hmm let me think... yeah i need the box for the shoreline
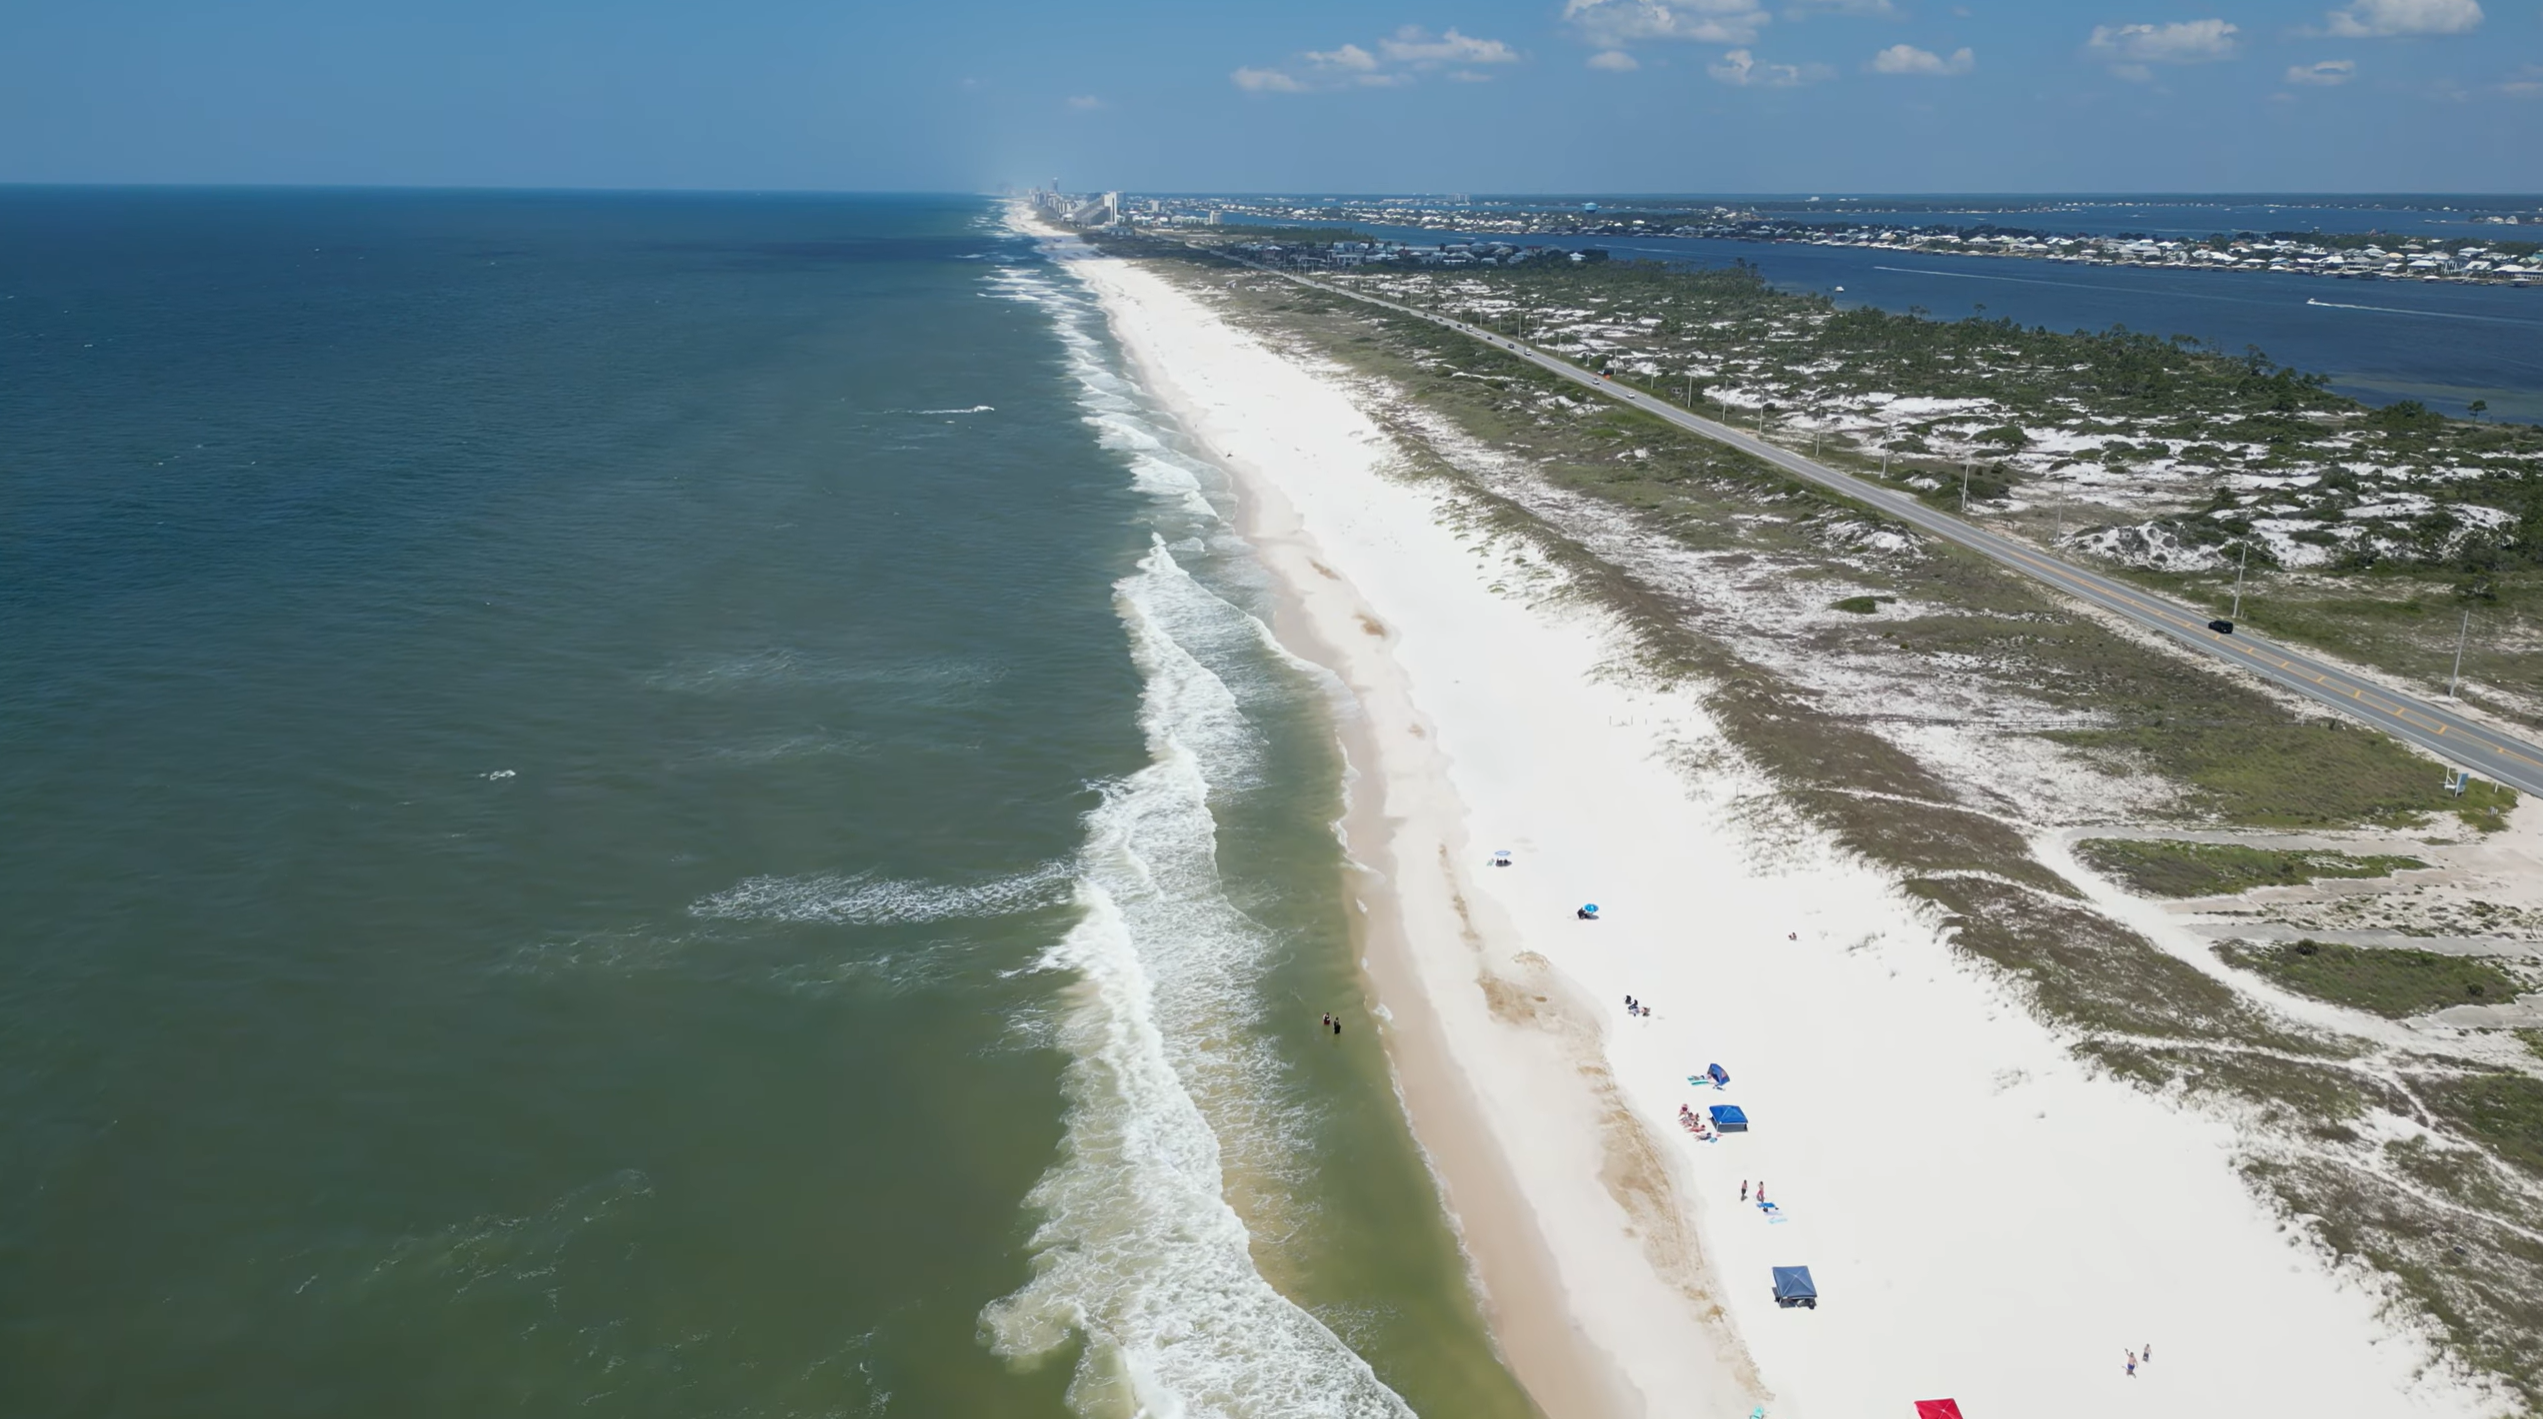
[1099,269,1760,1419]
[1032,218,2502,1419]
[1232,418,1655,1419]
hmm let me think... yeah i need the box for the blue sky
[1,0,2535,192]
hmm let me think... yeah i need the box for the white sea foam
[977,223,1414,1418]
[981,544,1409,1419]
[689,864,1075,927]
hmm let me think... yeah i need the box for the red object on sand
[1913,1401,1964,1419]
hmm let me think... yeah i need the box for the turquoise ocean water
[0,191,1530,1418]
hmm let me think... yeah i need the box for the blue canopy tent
[1708,1104,1748,1132]
[1771,1265,1817,1309]
[1706,1062,1729,1088]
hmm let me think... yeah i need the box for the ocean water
[0,190,1530,1418]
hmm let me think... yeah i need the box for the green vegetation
[1829,595,1889,614]
[2074,838,2425,897]
[2418,1072,2543,1182]
[1256,241,2543,716]
[2453,777,2521,833]
[2055,722,2517,829]
[2256,1150,2543,1410]
[2219,939,2527,1017]
[1914,877,2316,1048]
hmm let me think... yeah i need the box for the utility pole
[1881,448,1891,476]
[1960,461,1971,513]
[2449,609,2471,699]
[2230,543,2248,621]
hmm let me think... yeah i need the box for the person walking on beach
[1321,1013,1332,1031]
[1755,1181,1766,1204]
[2125,1351,2137,1378]
[1740,1180,1749,1201]
[2142,1342,2152,1363]
[1332,1016,1342,1037]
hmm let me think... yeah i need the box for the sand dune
[1036,220,2497,1419]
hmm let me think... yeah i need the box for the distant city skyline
[2,0,2536,193]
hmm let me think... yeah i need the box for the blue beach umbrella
[1582,903,1599,913]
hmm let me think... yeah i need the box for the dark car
[2208,619,2235,634]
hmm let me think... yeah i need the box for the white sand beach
[1035,222,2502,1419]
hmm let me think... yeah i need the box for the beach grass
[2251,1151,2543,1407]
[2052,722,2514,830]
[2218,939,2527,1018]
[2073,838,2426,897]
[2417,1072,2543,1181]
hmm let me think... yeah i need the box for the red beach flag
[1913,1401,1964,1419]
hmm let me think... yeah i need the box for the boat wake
[2305,297,2543,327]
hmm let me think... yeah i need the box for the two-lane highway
[1233,256,2543,797]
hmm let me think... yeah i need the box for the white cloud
[1709,47,1833,84]
[1789,0,1899,13]
[1303,43,1378,71]
[2505,63,2543,95]
[1588,48,1643,69]
[2323,0,2482,36]
[1567,0,1771,48]
[1231,66,1307,93]
[2285,58,2357,84]
[2087,19,2238,77]
[1239,26,1520,92]
[1871,42,1975,74]
[1064,94,1105,110]
[1380,26,1521,66]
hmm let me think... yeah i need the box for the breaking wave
[973,224,1414,1418]
[689,864,1075,927]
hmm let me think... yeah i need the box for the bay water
[0,190,1531,1418]
[1326,215,2543,420]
